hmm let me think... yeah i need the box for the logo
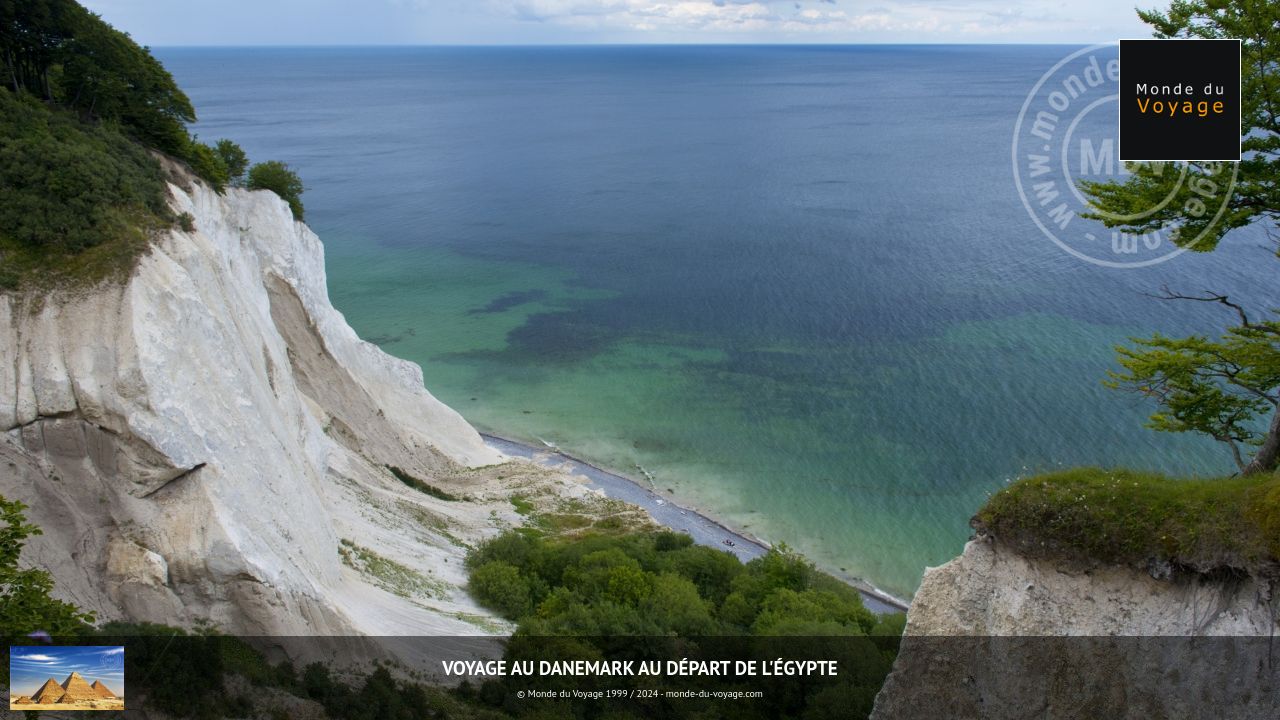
[1012,44,1237,268]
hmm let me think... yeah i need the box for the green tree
[186,139,230,192]
[0,495,95,638]
[1081,0,1278,253]
[1082,0,1280,475]
[214,139,249,185]
[0,89,171,252]
[1107,321,1280,474]
[248,160,305,220]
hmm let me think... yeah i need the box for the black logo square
[1119,39,1240,161]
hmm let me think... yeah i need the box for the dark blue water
[159,46,1273,598]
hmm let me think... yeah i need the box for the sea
[159,45,1272,599]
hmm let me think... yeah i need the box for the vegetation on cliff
[980,1,1279,577]
[974,468,1280,579]
[465,529,903,718]
[0,0,303,288]
[1082,0,1280,476]
[0,495,95,639]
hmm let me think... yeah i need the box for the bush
[0,89,172,254]
[469,561,533,619]
[248,160,305,220]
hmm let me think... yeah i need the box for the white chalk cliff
[0,169,536,636]
[871,537,1280,719]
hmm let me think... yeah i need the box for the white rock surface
[1,174,518,636]
[871,537,1280,719]
[903,537,1277,636]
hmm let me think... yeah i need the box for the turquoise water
[161,46,1271,598]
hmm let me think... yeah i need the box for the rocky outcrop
[872,537,1280,719]
[0,170,546,636]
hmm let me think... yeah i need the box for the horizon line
[150,40,1123,50]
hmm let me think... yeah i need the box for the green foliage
[974,467,1280,577]
[0,88,171,263]
[1080,2,1280,475]
[469,561,533,618]
[467,531,902,719]
[184,139,229,192]
[467,529,884,636]
[248,160,305,220]
[213,138,248,185]
[338,538,448,600]
[1080,0,1279,253]
[0,495,94,640]
[1105,322,1280,473]
[56,7,195,155]
[1,0,195,155]
[0,1,294,285]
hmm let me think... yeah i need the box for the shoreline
[479,431,910,615]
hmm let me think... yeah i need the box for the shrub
[469,561,532,619]
[248,160,305,220]
[0,89,172,254]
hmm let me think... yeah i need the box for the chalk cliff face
[872,537,1280,719]
[0,171,530,636]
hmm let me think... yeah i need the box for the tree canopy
[1,0,195,156]
[1084,0,1280,475]
[248,160,305,220]
[466,530,904,719]
[0,2,299,286]
[1081,0,1279,252]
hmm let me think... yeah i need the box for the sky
[9,646,126,698]
[80,0,1152,46]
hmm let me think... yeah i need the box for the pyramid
[30,678,65,704]
[57,671,100,702]
[90,680,117,699]
[12,696,33,705]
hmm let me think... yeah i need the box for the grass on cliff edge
[974,468,1280,579]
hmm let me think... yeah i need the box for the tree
[1083,0,1280,475]
[1106,319,1280,474]
[1081,0,1279,253]
[0,495,95,638]
[186,139,230,192]
[248,160,305,220]
[214,139,249,185]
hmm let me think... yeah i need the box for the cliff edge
[871,536,1279,719]
[1,170,541,636]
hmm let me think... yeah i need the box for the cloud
[13,653,57,662]
[99,647,126,656]
[490,0,1091,37]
